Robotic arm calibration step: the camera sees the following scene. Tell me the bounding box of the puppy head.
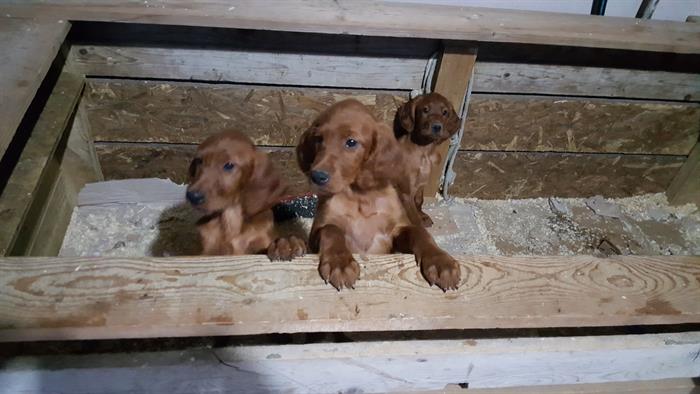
[297,99,395,195]
[187,130,286,216]
[395,92,461,145]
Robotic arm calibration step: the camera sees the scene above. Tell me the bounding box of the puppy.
[187,129,305,258]
[297,99,461,291]
[394,93,461,227]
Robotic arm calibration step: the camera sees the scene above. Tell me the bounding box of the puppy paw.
[420,212,434,228]
[318,250,360,291]
[267,236,307,261]
[420,252,461,291]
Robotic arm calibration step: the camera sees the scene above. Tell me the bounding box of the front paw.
[420,252,461,291]
[420,212,434,228]
[267,236,307,261]
[318,251,360,291]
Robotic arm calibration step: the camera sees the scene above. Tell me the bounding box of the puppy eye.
[223,162,235,172]
[442,109,449,116]
[345,139,358,149]
[423,106,430,113]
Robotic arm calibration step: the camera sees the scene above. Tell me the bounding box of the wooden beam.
[1,333,699,392]
[424,46,476,197]
[464,378,699,393]
[0,71,84,256]
[0,17,69,160]
[474,63,700,102]
[667,143,700,206]
[0,255,698,342]
[2,1,700,54]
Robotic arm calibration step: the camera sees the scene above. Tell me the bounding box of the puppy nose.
[431,123,443,134]
[310,170,330,186]
[186,190,205,206]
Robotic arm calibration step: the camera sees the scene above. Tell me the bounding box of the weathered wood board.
[667,143,700,206]
[83,79,407,146]
[95,143,309,197]
[463,95,700,155]
[0,255,699,341]
[0,17,70,160]
[2,1,700,54]
[474,63,700,101]
[450,151,685,199]
[67,45,427,90]
[0,72,84,256]
[1,334,699,392]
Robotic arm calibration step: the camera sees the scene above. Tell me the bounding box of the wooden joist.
[2,1,700,54]
[0,17,70,160]
[0,255,699,342]
[1,333,699,392]
[667,143,700,206]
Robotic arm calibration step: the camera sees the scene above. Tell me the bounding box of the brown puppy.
[395,92,461,227]
[187,129,305,258]
[297,99,461,291]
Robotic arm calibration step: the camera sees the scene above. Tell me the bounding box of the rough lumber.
[667,143,700,206]
[474,63,700,101]
[0,72,84,256]
[83,79,407,146]
[425,47,476,197]
[451,151,685,199]
[0,17,70,160]
[66,45,426,90]
[1,334,699,392]
[463,95,700,155]
[2,1,700,54]
[1,255,699,341]
[466,378,698,393]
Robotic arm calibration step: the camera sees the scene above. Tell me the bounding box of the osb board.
[84,79,407,145]
[95,143,309,197]
[450,151,685,199]
[463,95,700,155]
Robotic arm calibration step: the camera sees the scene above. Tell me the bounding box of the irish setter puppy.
[187,129,305,258]
[394,93,461,227]
[297,99,461,291]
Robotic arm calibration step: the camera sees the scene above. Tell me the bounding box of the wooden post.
[667,142,700,206]
[423,45,476,198]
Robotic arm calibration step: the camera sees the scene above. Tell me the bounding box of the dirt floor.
[59,178,700,258]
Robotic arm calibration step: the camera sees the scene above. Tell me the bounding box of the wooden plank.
[66,45,426,90]
[1,334,699,392]
[463,95,700,155]
[450,151,685,199]
[474,63,700,101]
[465,378,698,393]
[667,143,700,206]
[0,255,699,341]
[2,1,700,54]
[24,168,75,256]
[95,143,310,197]
[83,79,407,145]
[0,72,84,256]
[0,17,70,160]
[424,47,476,197]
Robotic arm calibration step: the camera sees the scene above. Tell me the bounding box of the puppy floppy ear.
[394,98,417,138]
[296,127,318,174]
[445,102,462,136]
[356,123,402,190]
[242,150,288,217]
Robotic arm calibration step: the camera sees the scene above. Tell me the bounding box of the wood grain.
[0,72,84,256]
[474,63,700,101]
[0,254,698,341]
[667,143,700,206]
[1,334,699,392]
[67,45,426,90]
[95,143,309,197]
[0,18,70,160]
[83,79,407,145]
[2,1,700,54]
[450,151,685,199]
[463,95,700,155]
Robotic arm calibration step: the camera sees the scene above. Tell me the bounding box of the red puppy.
[297,99,461,291]
[395,93,461,227]
[187,129,305,258]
